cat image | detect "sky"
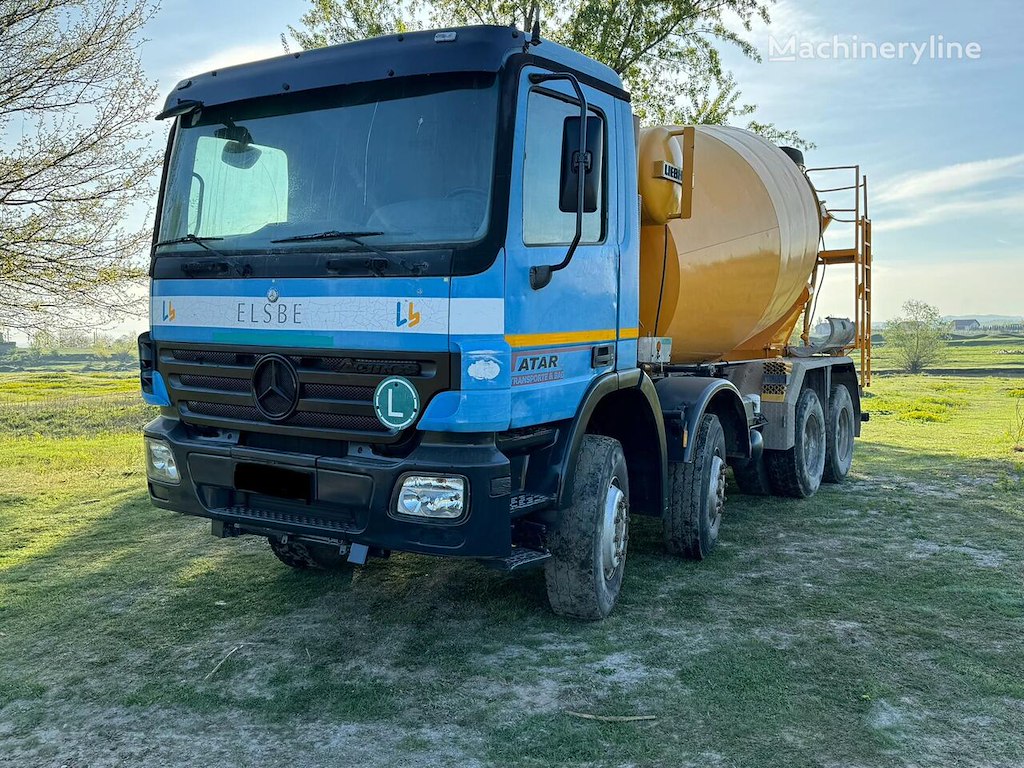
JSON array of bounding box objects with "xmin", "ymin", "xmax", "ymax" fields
[{"xmin": 132, "ymin": 0, "xmax": 1023, "ymax": 326}]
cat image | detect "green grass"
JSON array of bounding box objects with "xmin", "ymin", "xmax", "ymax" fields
[
  {"xmin": 874, "ymin": 332, "xmax": 1024, "ymax": 374},
  {"xmin": 0, "ymin": 371, "xmax": 139, "ymax": 401},
  {"xmin": 1, "ymin": 374, "xmax": 1023, "ymax": 766},
  {"xmin": 0, "ymin": 372, "xmax": 153, "ymax": 437}
]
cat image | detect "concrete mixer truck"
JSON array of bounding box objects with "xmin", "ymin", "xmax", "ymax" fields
[{"xmin": 139, "ymin": 24, "xmax": 874, "ymax": 619}]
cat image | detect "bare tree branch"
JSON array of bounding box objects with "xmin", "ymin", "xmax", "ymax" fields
[{"xmin": 0, "ymin": 0, "xmax": 160, "ymax": 332}]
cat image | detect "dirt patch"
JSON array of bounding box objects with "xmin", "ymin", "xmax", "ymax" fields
[
  {"xmin": 908, "ymin": 540, "xmax": 1006, "ymax": 568},
  {"xmin": 0, "ymin": 700, "xmax": 482, "ymax": 768},
  {"xmin": 867, "ymin": 699, "xmax": 908, "ymax": 730},
  {"xmin": 829, "ymin": 620, "xmax": 874, "ymax": 649}
]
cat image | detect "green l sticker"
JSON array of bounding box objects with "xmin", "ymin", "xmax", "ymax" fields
[{"xmin": 373, "ymin": 376, "xmax": 420, "ymax": 430}]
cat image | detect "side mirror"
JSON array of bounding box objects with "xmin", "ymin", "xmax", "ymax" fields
[{"xmin": 559, "ymin": 115, "xmax": 603, "ymax": 213}]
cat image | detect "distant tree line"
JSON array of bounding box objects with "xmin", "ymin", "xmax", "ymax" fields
[{"xmin": 3, "ymin": 329, "xmax": 138, "ymax": 359}]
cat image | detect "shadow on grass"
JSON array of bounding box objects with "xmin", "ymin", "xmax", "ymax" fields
[{"xmin": 2, "ymin": 442, "xmax": 1024, "ymax": 767}]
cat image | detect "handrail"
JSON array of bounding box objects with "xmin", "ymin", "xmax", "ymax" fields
[
  {"xmin": 804, "ymin": 164, "xmax": 874, "ymax": 387},
  {"xmin": 528, "ymin": 72, "xmax": 589, "ymax": 290}
]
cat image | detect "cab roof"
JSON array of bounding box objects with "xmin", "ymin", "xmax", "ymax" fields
[{"xmin": 158, "ymin": 25, "xmax": 627, "ymax": 118}]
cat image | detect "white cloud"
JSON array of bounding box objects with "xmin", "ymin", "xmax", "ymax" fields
[
  {"xmin": 151, "ymin": 41, "xmax": 287, "ymax": 117},
  {"xmin": 876, "ymin": 153, "xmax": 1024, "ymax": 206},
  {"xmin": 874, "ymin": 192, "xmax": 1024, "ymax": 233},
  {"xmin": 723, "ymin": 0, "xmax": 827, "ymax": 44},
  {"xmin": 173, "ymin": 42, "xmax": 287, "ymax": 85}
]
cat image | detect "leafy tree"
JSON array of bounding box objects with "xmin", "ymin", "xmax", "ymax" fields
[
  {"xmin": 29, "ymin": 329, "xmax": 59, "ymax": 356},
  {"xmin": 0, "ymin": 0, "xmax": 159, "ymax": 333},
  {"xmin": 885, "ymin": 300, "xmax": 949, "ymax": 374},
  {"xmin": 284, "ymin": 0, "xmax": 809, "ymax": 145}
]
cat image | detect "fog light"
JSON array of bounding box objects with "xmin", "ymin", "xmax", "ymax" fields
[
  {"xmin": 145, "ymin": 437, "xmax": 180, "ymax": 485},
  {"xmin": 397, "ymin": 475, "xmax": 466, "ymax": 519}
]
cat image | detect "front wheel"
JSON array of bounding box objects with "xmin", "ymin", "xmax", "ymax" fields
[
  {"xmin": 544, "ymin": 435, "xmax": 630, "ymax": 620},
  {"xmin": 664, "ymin": 413, "xmax": 727, "ymax": 560}
]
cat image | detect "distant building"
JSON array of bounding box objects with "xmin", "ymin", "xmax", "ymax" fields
[{"xmin": 952, "ymin": 319, "xmax": 981, "ymax": 332}]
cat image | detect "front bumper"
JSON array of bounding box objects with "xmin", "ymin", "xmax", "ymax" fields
[{"xmin": 144, "ymin": 417, "xmax": 513, "ymax": 558}]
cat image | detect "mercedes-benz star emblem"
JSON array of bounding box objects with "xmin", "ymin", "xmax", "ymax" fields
[
  {"xmin": 251, "ymin": 354, "xmax": 299, "ymax": 421},
  {"xmin": 267, "ymin": 287, "xmax": 280, "ymax": 303}
]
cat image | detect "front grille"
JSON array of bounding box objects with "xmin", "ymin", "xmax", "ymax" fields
[
  {"xmin": 302, "ymin": 383, "xmax": 375, "ymax": 401},
  {"xmin": 184, "ymin": 401, "xmax": 384, "ymax": 432},
  {"xmin": 159, "ymin": 344, "xmax": 449, "ymax": 443},
  {"xmin": 179, "ymin": 374, "xmax": 250, "ymax": 392}
]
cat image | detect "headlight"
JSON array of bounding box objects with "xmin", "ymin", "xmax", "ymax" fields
[
  {"xmin": 397, "ymin": 475, "xmax": 466, "ymax": 519},
  {"xmin": 145, "ymin": 437, "xmax": 180, "ymax": 485}
]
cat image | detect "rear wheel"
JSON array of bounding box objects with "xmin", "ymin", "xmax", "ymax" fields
[
  {"xmin": 664, "ymin": 413, "xmax": 727, "ymax": 560},
  {"xmin": 269, "ymin": 538, "xmax": 351, "ymax": 571},
  {"xmin": 823, "ymin": 384, "xmax": 856, "ymax": 483},
  {"xmin": 545, "ymin": 435, "xmax": 630, "ymax": 621},
  {"xmin": 766, "ymin": 388, "xmax": 826, "ymax": 498}
]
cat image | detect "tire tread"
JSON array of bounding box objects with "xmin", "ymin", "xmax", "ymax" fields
[
  {"xmin": 544, "ymin": 435, "xmax": 628, "ymax": 621},
  {"xmin": 663, "ymin": 414, "xmax": 724, "ymax": 560}
]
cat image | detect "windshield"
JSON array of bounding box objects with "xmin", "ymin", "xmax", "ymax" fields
[{"xmin": 157, "ymin": 74, "xmax": 499, "ymax": 251}]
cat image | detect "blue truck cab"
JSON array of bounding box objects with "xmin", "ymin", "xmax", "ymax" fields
[{"xmin": 141, "ymin": 25, "xmax": 863, "ymax": 619}]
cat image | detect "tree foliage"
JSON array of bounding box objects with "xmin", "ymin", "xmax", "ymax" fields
[
  {"xmin": 285, "ymin": 0, "xmax": 808, "ymax": 145},
  {"xmin": 885, "ymin": 300, "xmax": 949, "ymax": 374},
  {"xmin": 0, "ymin": 0, "xmax": 159, "ymax": 332}
]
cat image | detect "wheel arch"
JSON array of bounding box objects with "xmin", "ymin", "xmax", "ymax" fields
[
  {"xmin": 557, "ymin": 371, "xmax": 668, "ymax": 517},
  {"xmin": 654, "ymin": 376, "xmax": 751, "ymax": 465}
]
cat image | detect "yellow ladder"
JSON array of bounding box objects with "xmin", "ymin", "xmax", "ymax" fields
[
  {"xmin": 806, "ymin": 165, "xmax": 874, "ymax": 388},
  {"xmin": 857, "ymin": 217, "xmax": 872, "ymax": 386}
]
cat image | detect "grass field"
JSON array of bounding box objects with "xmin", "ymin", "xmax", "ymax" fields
[
  {"xmin": 1, "ymin": 370, "xmax": 1023, "ymax": 767},
  {"xmin": 873, "ymin": 332, "xmax": 1024, "ymax": 375},
  {"xmin": 0, "ymin": 372, "xmax": 149, "ymax": 438}
]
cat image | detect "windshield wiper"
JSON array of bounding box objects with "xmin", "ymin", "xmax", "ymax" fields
[
  {"xmin": 271, "ymin": 230, "xmax": 385, "ymax": 246},
  {"xmin": 155, "ymin": 233, "xmax": 225, "ymax": 251},
  {"xmin": 272, "ymin": 230, "xmax": 425, "ymax": 275}
]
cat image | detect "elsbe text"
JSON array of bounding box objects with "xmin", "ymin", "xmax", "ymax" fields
[{"xmin": 237, "ymin": 302, "xmax": 304, "ymax": 324}]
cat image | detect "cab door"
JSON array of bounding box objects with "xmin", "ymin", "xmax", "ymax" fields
[{"xmin": 504, "ymin": 68, "xmax": 621, "ymax": 428}]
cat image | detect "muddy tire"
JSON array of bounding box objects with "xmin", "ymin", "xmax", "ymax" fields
[
  {"xmin": 766, "ymin": 388, "xmax": 826, "ymax": 498},
  {"xmin": 544, "ymin": 435, "xmax": 630, "ymax": 621},
  {"xmin": 664, "ymin": 413, "xmax": 727, "ymax": 560},
  {"xmin": 268, "ymin": 538, "xmax": 350, "ymax": 571},
  {"xmin": 823, "ymin": 384, "xmax": 855, "ymax": 484}
]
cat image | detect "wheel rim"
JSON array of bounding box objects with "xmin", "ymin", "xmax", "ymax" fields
[
  {"xmin": 707, "ymin": 455, "xmax": 726, "ymax": 535},
  {"xmin": 600, "ymin": 478, "xmax": 628, "ymax": 581},
  {"xmin": 837, "ymin": 407, "xmax": 853, "ymax": 463},
  {"xmin": 804, "ymin": 410, "xmax": 826, "ymax": 478}
]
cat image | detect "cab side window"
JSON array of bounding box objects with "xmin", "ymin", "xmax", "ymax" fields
[{"xmin": 522, "ymin": 90, "xmax": 604, "ymax": 245}]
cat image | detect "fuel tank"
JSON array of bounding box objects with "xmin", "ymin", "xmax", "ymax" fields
[{"xmin": 638, "ymin": 125, "xmax": 823, "ymax": 364}]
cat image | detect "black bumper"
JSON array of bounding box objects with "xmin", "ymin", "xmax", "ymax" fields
[{"xmin": 144, "ymin": 417, "xmax": 513, "ymax": 558}]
